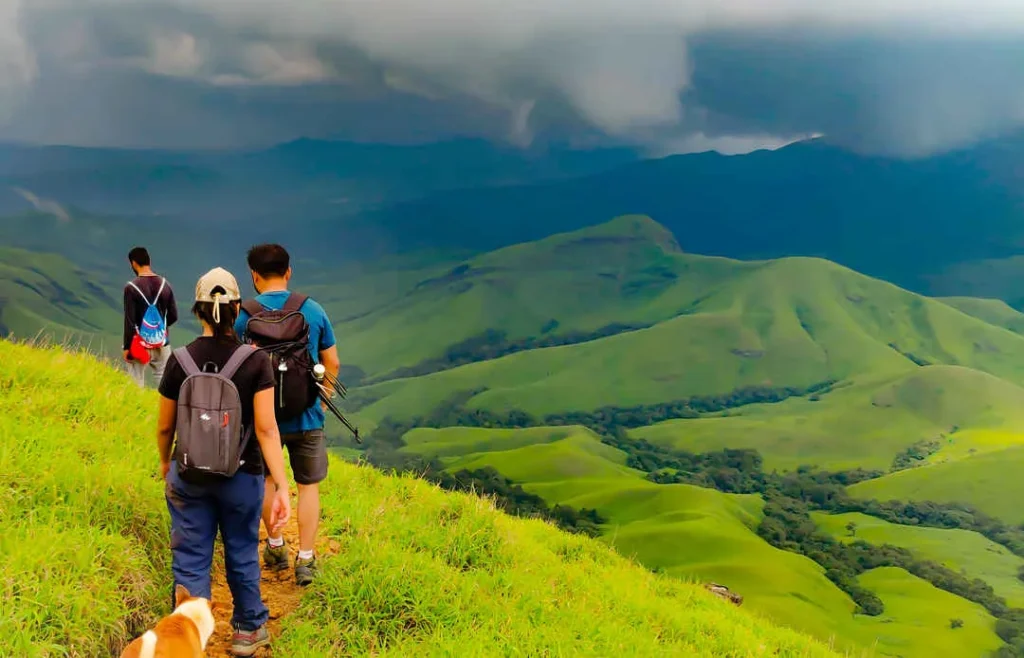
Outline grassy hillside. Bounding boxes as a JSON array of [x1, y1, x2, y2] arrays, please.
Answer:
[[814, 512, 1024, 607], [854, 568, 1001, 657], [349, 218, 1024, 431], [0, 339, 837, 657], [848, 446, 1024, 526], [396, 424, 1008, 656], [0, 246, 123, 354], [940, 297, 1024, 335], [633, 366, 1024, 472]]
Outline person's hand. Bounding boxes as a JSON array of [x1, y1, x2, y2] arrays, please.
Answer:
[[123, 350, 132, 362], [160, 459, 171, 481], [269, 486, 291, 534]]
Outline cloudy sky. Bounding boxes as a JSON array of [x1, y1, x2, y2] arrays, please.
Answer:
[[2, 0, 1024, 155]]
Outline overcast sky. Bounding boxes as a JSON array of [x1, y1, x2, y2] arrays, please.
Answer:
[[3, 0, 1024, 155]]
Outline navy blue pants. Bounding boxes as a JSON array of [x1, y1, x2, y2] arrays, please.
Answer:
[[165, 463, 268, 631]]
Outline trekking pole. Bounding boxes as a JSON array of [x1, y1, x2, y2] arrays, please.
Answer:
[[313, 365, 361, 442]]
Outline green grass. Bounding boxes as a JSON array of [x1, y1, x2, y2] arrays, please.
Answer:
[[0, 339, 167, 656], [848, 445, 1024, 525], [1, 339, 838, 657], [351, 218, 1024, 424], [813, 512, 1024, 607], [397, 424, 1008, 656], [853, 567, 1002, 657], [939, 296, 1024, 335], [0, 247, 124, 355], [633, 366, 1024, 472]]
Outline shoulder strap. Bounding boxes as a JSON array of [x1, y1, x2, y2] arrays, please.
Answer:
[[219, 345, 257, 380], [240, 299, 264, 317], [127, 281, 153, 306], [154, 277, 166, 301], [173, 347, 200, 377], [282, 292, 308, 313]]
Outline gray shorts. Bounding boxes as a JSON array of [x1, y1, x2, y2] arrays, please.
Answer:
[[274, 429, 328, 485]]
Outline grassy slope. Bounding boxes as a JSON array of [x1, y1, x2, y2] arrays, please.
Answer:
[[0, 340, 167, 656], [848, 446, 1024, 525], [0, 340, 835, 658], [854, 568, 1001, 657], [399, 425, 1000, 657], [0, 246, 123, 354], [813, 512, 1024, 607], [353, 222, 1024, 427], [939, 296, 1024, 335], [633, 365, 1024, 472]]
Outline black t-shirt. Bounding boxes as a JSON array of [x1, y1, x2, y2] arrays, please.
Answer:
[[158, 336, 275, 479]]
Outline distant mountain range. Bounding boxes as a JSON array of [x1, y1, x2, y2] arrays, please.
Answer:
[[5, 134, 1024, 305]]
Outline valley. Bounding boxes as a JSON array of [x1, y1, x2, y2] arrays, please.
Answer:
[[6, 139, 1024, 656]]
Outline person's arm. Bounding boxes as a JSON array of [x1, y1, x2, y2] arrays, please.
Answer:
[[254, 387, 291, 533], [317, 304, 340, 398], [165, 283, 178, 328], [319, 345, 341, 399], [123, 285, 135, 358], [156, 395, 176, 479]]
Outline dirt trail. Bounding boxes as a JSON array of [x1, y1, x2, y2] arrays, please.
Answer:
[[204, 490, 339, 657]]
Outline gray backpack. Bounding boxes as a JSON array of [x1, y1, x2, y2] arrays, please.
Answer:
[[172, 345, 257, 478]]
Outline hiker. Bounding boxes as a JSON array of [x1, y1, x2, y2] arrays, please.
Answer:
[[123, 247, 178, 388], [155, 267, 291, 657], [235, 243, 340, 586]]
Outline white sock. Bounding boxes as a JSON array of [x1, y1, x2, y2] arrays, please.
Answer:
[[297, 549, 314, 561], [267, 536, 284, 548]]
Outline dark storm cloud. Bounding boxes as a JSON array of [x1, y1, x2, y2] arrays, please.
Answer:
[[2, 1, 1024, 154]]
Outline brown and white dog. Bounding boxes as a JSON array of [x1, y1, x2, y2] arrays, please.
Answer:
[[119, 585, 217, 658]]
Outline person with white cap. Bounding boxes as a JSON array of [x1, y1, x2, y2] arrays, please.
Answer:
[[154, 266, 291, 656]]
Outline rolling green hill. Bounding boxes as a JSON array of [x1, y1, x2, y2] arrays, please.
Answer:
[[396, 424, 1004, 656], [0, 339, 837, 657], [813, 512, 1024, 607], [346, 217, 1024, 438], [0, 246, 123, 353], [633, 366, 1024, 472], [8, 212, 1024, 656]]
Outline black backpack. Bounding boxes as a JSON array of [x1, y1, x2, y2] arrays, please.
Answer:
[[240, 293, 318, 421]]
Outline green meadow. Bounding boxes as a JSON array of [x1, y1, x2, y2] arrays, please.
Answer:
[[0, 339, 838, 657]]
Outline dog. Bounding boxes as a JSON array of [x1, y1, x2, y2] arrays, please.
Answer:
[[119, 584, 217, 658]]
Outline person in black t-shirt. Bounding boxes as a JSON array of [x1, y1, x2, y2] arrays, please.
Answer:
[[155, 267, 290, 656], [123, 246, 178, 388]]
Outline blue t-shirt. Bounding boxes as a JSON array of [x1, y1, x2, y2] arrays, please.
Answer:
[[235, 291, 337, 433]]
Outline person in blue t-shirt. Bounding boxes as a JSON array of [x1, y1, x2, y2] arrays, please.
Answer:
[[234, 243, 340, 586]]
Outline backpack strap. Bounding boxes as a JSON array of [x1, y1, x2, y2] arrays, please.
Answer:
[[173, 347, 200, 377], [154, 277, 166, 302], [282, 292, 308, 313], [127, 281, 154, 306], [240, 299, 263, 317], [219, 345, 258, 380]]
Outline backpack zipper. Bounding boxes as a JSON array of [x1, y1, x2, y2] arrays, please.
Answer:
[[278, 361, 288, 409]]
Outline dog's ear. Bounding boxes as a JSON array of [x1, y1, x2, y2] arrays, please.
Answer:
[[174, 584, 191, 608]]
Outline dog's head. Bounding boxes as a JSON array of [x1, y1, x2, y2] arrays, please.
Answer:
[[173, 584, 219, 648]]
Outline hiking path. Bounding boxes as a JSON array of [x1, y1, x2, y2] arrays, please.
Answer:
[[205, 489, 340, 657]]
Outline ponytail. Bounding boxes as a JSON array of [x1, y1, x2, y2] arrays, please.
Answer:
[[191, 287, 239, 343]]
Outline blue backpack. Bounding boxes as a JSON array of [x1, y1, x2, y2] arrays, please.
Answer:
[[129, 277, 168, 348]]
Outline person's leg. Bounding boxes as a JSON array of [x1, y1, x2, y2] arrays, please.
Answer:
[[288, 429, 328, 585], [261, 473, 289, 571], [164, 465, 217, 606], [218, 471, 270, 655], [128, 359, 146, 388], [149, 344, 172, 384]]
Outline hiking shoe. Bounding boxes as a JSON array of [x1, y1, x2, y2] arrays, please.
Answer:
[[295, 555, 318, 586], [231, 625, 270, 656], [263, 540, 289, 572]]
